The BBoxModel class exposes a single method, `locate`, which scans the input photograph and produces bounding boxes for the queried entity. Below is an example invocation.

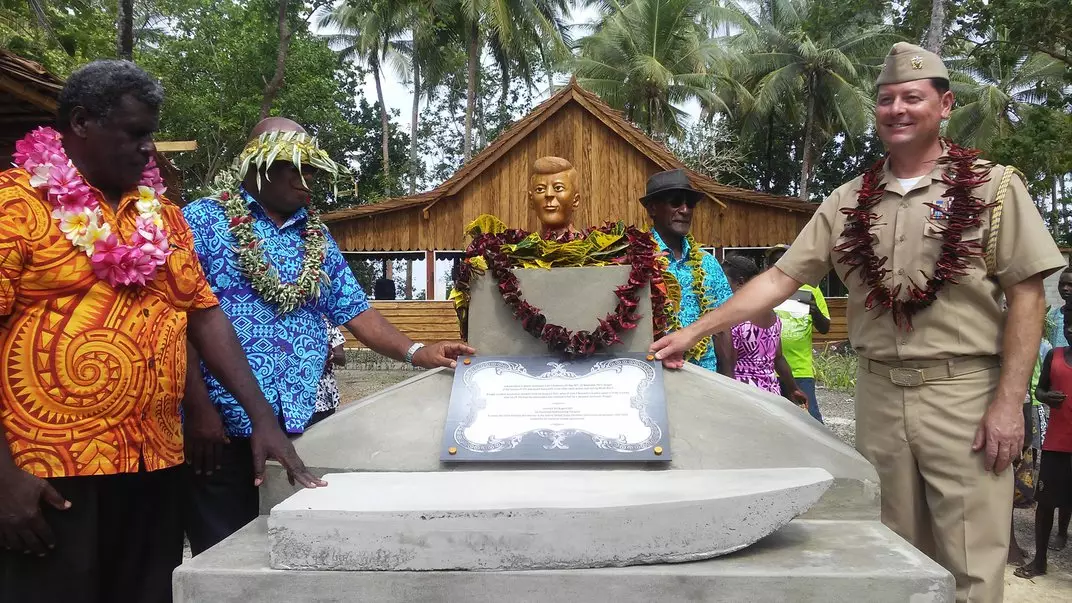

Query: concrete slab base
[261,365,880,521]
[268,469,833,571]
[175,517,954,603]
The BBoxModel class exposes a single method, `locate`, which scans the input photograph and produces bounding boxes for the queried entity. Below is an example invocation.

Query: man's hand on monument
[972,398,1025,474]
[184,403,230,476]
[250,424,327,489]
[412,341,476,369]
[650,327,701,369]
[0,467,70,555]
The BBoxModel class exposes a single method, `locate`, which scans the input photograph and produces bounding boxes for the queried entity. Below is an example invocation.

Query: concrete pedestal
[261,365,880,520]
[175,517,955,603]
[268,469,832,571]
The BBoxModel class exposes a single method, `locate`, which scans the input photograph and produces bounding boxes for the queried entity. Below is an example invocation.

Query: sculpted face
[528,169,580,233]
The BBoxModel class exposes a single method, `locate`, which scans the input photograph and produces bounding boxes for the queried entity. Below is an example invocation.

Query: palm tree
[575,0,730,140]
[728,0,893,200]
[319,0,407,191]
[945,30,1066,153]
[444,0,571,160]
[117,0,133,60]
[398,1,459,194]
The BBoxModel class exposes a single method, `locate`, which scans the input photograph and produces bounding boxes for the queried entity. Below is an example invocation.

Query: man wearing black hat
[641,169,734,376]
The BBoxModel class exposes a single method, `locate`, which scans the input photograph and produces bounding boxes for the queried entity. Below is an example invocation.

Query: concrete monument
[174,201,954,601]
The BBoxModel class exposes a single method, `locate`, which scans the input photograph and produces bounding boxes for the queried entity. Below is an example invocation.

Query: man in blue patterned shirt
[641,169,734,375]
[181,118,473,555]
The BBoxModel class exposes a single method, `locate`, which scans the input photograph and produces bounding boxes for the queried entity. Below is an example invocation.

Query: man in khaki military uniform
[652,42,1064,603]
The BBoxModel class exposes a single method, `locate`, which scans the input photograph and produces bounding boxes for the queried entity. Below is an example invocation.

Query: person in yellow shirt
[767,244,830,422]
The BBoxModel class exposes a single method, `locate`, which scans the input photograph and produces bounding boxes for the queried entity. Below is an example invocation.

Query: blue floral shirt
[651,230,733,372]
[183,191,368,437]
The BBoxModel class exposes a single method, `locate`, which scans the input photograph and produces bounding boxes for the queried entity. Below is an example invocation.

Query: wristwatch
[405,342,426,366]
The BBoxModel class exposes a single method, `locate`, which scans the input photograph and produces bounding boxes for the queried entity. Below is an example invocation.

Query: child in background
[1016,310,1072,578]
[722,255,808,410]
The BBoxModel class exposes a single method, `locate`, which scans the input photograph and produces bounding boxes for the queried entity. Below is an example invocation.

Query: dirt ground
[336,369,1072,601]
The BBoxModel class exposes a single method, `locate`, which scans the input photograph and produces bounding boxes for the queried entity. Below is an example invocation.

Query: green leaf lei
[654,232,716,362]
[214,186,330,315]
[208,130,350,315]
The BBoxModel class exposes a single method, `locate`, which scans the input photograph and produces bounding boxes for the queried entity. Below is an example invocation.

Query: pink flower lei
[12,126,171,287]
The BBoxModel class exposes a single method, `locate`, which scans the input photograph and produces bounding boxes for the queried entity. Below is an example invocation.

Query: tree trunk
[260,0,292,120]
[1054,173,1062,239]
[372,57,391,192]
[1061,175,1068,241]
[764,113,774,192]
[463,21,479,161]
[117,0,134,60]
[498,62,510,128]
[798,84,816,201]
[476,86,488,150]
[409,59,420,195]
[925,0,945,54]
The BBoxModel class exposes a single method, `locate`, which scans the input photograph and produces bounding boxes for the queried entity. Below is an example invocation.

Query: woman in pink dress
[723,256,809,409]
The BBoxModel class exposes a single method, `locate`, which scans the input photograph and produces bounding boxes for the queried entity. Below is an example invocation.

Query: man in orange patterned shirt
[0,61,323,603]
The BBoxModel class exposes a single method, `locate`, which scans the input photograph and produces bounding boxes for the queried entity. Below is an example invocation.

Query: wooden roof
[0,50,63,162]
[322,78,814,226]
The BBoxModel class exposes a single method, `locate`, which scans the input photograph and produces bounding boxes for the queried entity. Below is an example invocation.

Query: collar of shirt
[880,141,950,197]
[650,228,693,266]
[239,186,309,231]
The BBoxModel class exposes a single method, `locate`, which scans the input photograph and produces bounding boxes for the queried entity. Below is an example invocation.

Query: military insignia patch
[911,56,924,70]
[930,198,947,219]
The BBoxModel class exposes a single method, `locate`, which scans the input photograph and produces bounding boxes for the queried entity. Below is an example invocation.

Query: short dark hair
[930,78,950,94]
[723,255,759,283]
[57,60,164,131]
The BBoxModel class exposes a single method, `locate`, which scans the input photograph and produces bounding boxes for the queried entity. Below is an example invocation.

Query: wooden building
[323,78,816,253]
[0,49,63,166]
[327,79,847,345]
[0,50,192,195]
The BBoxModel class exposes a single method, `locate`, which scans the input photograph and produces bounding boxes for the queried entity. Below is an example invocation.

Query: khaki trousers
[855,362,1010,603]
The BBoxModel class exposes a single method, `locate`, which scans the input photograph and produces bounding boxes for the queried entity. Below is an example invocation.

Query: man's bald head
[248,117,306,141]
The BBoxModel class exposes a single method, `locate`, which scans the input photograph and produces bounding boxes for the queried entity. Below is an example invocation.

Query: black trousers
[182,437,259,556]
[0,465,184,603]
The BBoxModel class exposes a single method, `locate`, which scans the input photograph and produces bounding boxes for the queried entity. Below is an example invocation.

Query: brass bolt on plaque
[463,358,471,365]
[653,446,663,455]
[646,354,655,361]
[448,447,458,455]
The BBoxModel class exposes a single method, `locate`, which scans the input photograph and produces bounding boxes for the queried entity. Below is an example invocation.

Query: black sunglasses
[663,196,699,209]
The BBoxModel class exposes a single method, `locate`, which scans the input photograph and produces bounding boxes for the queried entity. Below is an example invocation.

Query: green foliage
[3,0,1068,220]
[575,0,727,139]
[343,98,411,207]
[414,65,539,187]
[945,31,1068,152]
[0,0,115,74]
[671,118,747,183]
[140,0,363,203]
[813,348,858,392]
[961,0,1072,66]
[727,0,898,200]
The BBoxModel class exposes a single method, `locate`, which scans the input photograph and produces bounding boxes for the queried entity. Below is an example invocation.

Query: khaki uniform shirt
[777,149,1064,362]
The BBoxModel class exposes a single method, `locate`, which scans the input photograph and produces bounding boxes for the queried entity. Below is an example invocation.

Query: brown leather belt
[862,356,1001,387]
